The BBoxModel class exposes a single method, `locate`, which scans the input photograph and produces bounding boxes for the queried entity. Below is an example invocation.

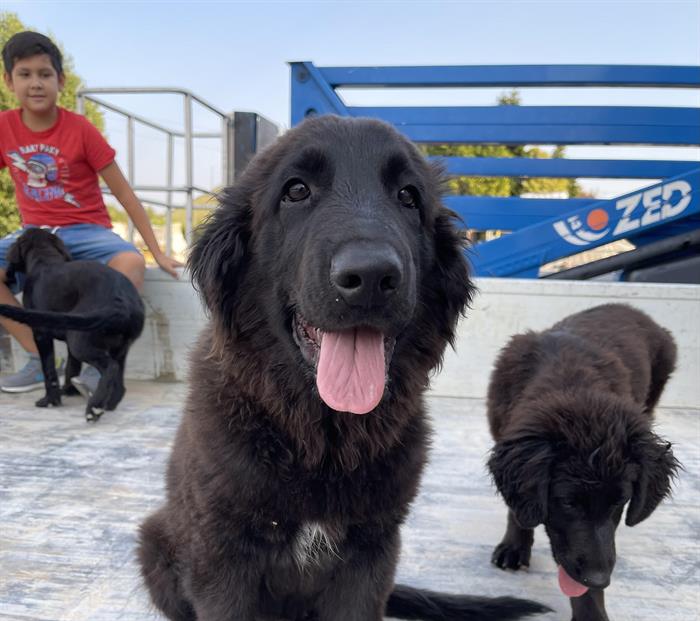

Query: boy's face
[3,54,65,116]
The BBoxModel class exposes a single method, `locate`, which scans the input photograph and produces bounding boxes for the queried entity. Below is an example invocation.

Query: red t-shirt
[0,107,115,227]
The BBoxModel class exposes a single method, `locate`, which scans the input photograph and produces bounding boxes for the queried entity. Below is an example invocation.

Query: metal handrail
[79,87,228,117]
[77,87,230,253]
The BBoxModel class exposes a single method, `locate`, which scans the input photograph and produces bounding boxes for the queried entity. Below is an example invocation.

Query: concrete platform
[0,381,697,620]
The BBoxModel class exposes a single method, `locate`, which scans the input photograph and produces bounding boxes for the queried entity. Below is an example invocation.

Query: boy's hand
[153,251,184,279]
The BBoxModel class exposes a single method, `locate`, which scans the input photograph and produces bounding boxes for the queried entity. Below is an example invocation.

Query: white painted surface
[1,384,697,620]
[125,268,207,381]
[129,273,700,408]
[433,278,700,409]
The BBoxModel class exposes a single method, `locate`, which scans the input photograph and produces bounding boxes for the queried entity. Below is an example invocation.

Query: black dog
[0,228,144,421]
[138,116,548,620]
[487,304,680,621]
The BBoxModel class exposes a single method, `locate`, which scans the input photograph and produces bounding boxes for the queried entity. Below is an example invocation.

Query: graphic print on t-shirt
[7,144,80,208]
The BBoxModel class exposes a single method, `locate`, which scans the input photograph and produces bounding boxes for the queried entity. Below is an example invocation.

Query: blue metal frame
[290,62,700,277]
[475,170,699,277]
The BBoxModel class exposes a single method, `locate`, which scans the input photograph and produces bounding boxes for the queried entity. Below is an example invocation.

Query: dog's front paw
[36,393,62,408]
[85,404,104,423]
[492,539,532,570]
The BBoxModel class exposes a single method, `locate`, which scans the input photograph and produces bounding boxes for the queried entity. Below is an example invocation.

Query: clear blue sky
[4,0,700,197]
[6,0,700,126]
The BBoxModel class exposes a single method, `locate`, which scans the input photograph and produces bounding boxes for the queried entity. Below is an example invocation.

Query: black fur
[0,228,144,421]
[138,115,548,620]
[487,304,681,621]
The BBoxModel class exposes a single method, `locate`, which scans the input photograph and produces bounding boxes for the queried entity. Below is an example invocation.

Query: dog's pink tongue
[316,328,385,414]
[558,565,589,598]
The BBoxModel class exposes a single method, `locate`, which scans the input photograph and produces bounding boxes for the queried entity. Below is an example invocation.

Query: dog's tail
[386,584,550,620]
[0,303,123,331]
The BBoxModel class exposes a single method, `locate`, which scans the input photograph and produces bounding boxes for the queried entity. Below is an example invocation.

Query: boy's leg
[107,251,146,292]
[0,229,38,354]
[0,268,38,354]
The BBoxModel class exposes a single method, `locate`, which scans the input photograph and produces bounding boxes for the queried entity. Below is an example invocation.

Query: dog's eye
[283,181,310,203]
[397,186,417,208]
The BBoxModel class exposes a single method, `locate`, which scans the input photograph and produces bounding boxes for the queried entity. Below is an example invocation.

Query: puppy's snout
[331,242,403,308]
[581,569,611,590]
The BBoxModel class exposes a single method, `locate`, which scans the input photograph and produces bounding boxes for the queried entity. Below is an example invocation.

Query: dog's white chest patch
[292,521,338,568]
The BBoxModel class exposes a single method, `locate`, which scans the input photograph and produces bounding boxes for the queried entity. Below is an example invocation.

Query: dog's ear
[626,430,680,527]
[188,185,251,332]
[426,207,474,345]
[48,234,72,261]
[488,435,553,529]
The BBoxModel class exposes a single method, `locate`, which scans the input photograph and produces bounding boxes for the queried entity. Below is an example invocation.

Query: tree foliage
[0,11,104,236]
[421,89,581,230]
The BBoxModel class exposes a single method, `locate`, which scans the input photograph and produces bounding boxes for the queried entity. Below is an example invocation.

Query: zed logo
[553,180,692,247]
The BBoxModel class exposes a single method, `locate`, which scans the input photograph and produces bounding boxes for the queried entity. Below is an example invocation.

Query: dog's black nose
[331,242,403,308]
[581,570,611,590]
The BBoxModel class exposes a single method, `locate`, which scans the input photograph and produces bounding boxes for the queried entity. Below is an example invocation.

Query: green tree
[0,11,104,236]
[421,89,581,235]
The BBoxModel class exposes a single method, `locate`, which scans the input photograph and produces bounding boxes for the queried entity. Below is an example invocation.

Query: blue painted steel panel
[471,170,700,277]
[378,123,698,146]
[445,196,597,230]
[290,62,348,125]
[433,157,697,179]
[352,106,698,127]
[626,216,700,246]
[317,65,700,88]
[351,106,699,144]
[290,62,700,278]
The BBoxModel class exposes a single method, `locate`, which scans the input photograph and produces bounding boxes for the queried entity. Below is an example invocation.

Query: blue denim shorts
[0,224,141,291]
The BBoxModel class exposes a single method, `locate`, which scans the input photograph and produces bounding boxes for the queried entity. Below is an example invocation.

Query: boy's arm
[99,161,183,278]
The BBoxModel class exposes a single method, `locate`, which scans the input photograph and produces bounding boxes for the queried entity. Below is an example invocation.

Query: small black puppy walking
[0,228,144,421]
[487,303,680,621]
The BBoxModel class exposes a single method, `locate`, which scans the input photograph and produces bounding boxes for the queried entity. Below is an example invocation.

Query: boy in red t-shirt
[0,31,183,394]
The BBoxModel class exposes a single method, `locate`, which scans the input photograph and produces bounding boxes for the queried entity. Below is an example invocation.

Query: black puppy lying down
[0,228,144,421]
[487,303,680,621]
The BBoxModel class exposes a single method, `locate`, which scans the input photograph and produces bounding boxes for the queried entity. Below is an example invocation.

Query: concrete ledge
[125,268,206,381]
[3,271,699,408]
[433,278,700,409]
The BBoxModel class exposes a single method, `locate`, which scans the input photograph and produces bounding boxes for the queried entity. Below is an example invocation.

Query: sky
[4,0,700,201]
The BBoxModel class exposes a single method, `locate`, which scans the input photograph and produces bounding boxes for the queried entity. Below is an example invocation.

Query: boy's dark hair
[2,31,63,76]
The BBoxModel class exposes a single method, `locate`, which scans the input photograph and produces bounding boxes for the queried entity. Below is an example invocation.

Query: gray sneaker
[72,364,101,400]
[0,354,65,393]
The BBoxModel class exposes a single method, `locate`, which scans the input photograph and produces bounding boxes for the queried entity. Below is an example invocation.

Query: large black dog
[138,116,548,620]
[0,228,144,421]
[487,304,680,621]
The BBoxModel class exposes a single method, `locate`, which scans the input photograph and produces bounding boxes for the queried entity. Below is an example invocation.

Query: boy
[0,31,182,395]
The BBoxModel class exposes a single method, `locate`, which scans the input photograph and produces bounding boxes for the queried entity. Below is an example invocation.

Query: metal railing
[77,87,232,253]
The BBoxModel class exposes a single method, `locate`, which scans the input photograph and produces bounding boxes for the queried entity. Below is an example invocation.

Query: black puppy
[139,115,548,620]
[487,303,680,621]
[0,228,144,421]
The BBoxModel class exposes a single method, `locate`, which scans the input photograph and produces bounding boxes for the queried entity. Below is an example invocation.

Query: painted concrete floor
[1,381,698,621]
